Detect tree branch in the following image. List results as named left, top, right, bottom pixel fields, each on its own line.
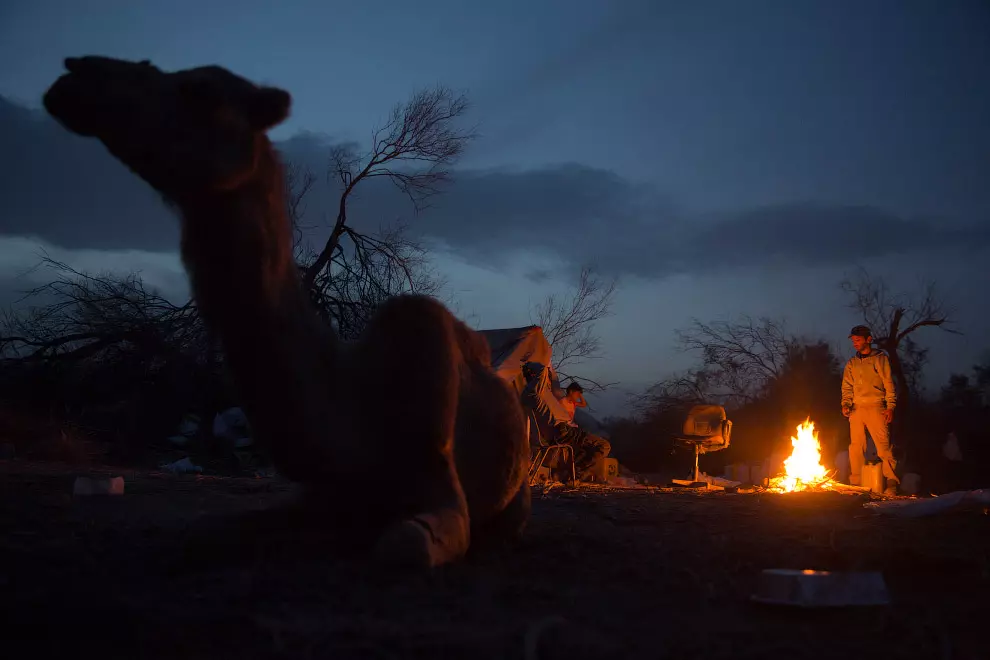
left=302, top=85, right=476, bottom=290
left=532, top=265, right=618, bottom=375
left=840, top=266, right=959, bottom=399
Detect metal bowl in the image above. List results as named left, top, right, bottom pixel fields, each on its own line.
left=751, top=569, right=890, bottom=607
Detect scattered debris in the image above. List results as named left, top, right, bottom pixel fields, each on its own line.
left=865, top=489, right=990, bottom=517
left=751, top=569, right=889, bottom=608
left=671, top=479, right=708, bottom=489
left=159, top=457, right=204, bottom=474
left=828, top=482, right=872, bottom=495
left=704, top=474, right=741, bottom=488
left=536, top=481, right=568, bottom=498
left=603, top=475, right=643, bottom=488
left=763, top=490, right=871, bottom=513
left=167, top=413, right=201, bottom=446
left=213, top=406, right=253, bottom=448
left=73, top=475, right=125, bottom=496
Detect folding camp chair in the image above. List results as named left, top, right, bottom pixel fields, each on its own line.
left=520, top=362, right=576, bottom=486
left=526, top=410, right=577, bottom=486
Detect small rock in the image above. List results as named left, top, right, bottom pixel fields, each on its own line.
left=73, top=476, right=125, bottom=496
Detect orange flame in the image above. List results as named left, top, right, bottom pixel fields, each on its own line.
left=769, top=418, right=832, bottom=493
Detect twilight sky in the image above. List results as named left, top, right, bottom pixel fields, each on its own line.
left=1, top=0, right=988, bottom=417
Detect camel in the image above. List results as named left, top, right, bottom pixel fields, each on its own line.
left=43, top=56, right=531, bottom=569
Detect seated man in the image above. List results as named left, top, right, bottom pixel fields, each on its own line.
left=521, top=363, right=612, bottom=482
left=554, top=382, right=610, bottom=482
left=556, top=421, right=611, bottom=482
left=557, top=382, right=587, bottom=427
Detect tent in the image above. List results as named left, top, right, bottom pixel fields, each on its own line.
left=478, top=325, right=573, bottom=429
left=479, top=325, right=609, bottom=437
left=481, top=326, right=614, bottom=484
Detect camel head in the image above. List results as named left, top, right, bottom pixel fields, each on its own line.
left=44, top=56, right=291, bottom=199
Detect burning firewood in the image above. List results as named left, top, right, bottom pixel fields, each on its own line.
left=767, top=419, right=839, bottom=493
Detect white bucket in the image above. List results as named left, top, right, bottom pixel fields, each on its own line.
left=726, top=463, right=750, bottom=483
left=862, top=462, right=884, bottom=494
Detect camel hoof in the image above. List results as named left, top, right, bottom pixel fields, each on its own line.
left=372, top=519, right=435, bottom=571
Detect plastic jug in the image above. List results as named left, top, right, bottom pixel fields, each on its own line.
left=749, top=464, right=767, bottom=487
left=862, top=461, right=884, bottom=494
left=593, top=457, right=619, bottom=481
left=603, top=458, right=619, bottom=479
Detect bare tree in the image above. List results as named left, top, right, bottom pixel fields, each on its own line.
left=670, top=315, right=796, bottom=404
left=301, top=223, right=447, bottom=340
left=0, top=256, right=203, bottom=365
left=302, top=85, right=476, bottom=290
left=840, top=266, right=959, bottom=401
left=283, top=158, right=448, bottom=338
left=284, top=160, right=317, bottom=257
left=634, top=368, right=715, bottom=415
left=0, top=257, right=218, bottom=440
left=0, top=150, right=447, bottom=367
left=531, top=266, right=617, bottom=389
left=0, top=94, right=465, bottom=446
left=975, top=351, right=990, bottom=392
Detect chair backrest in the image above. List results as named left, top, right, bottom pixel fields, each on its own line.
left=520, top=361, right=566, bottom=447
left=677, top=404, right=732, bottom=451
left=682, top=404, right=727, bottom=437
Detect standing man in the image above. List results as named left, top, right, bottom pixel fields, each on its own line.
left=841, top=325, right=899, bottom=495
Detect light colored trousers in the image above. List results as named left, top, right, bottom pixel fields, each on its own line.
left=848, top=405, right=897, bottom=485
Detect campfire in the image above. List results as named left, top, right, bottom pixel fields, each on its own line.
left=767, top=419, right=836, bottom=493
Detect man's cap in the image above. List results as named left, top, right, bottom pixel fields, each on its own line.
left=849, top=325, right=872, bottom=338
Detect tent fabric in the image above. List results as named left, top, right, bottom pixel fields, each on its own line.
left=479, top=326, right=553, bottom=395
left=478, top=326, right=572, bottom=428
left=519, top=361, right=564, bottom=445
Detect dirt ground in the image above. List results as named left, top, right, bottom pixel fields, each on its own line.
left=1, top=460, right=987, bottom=660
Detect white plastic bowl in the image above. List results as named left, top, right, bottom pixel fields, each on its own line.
left=751, top=569, right=890, bottom=607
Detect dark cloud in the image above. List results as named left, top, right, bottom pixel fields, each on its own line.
left=692, top=204, right=990, bottom=270
left=466, top=0, right=666, bottom=157
left=284, top=136, right=989, bottom=277
left=2, top=99, right=986, bottom=280
left=0, top=96, right=179, bottom=251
